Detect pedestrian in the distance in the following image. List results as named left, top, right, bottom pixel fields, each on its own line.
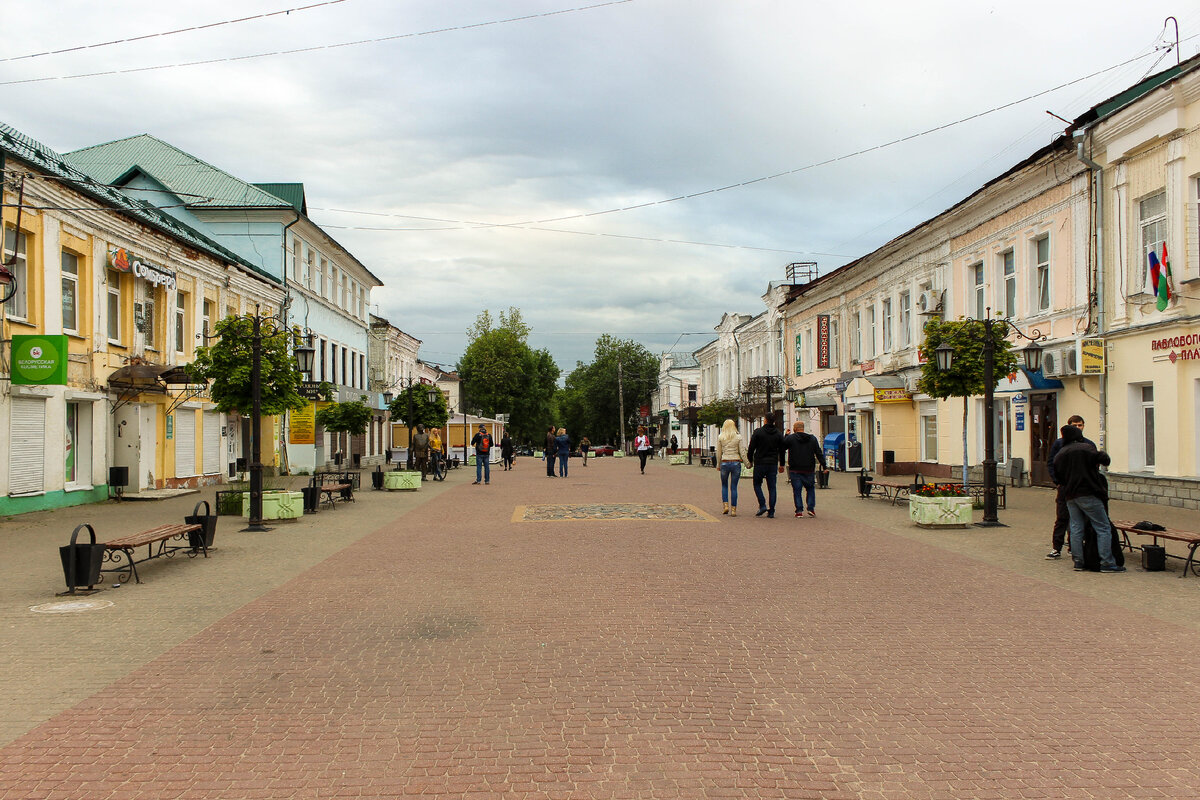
left=670, top=434, right=678, bottom=455
left=500, top=429, right=514, bottom=471
left=555, top=427, right=571, bottom=477
left=580, top=435, right=591, bottom=466
left=1053, top=423, right=1124, bottom=573
left=716, top=418, right=749, bottom=516
left=746, top=412, right=786, bottom=518
left=411, top=424, right=430, bottom=481
left=1045, top=414, right=1089, bottom=559
left=635, top=426, right=653, bottom=474
left=471, top=424, right=493, bottom=485
left=783, top=420, right=823, bottom=517
left=544, top=425, right=557, bottom=478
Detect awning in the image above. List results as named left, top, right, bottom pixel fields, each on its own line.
left=799, top=390, right=839, bottom=407
left=1023, top=367, right=1063, bottom=391
left=865, top=375, right=905, bottom=389
left=995, top=368, right=1063, bottom=393
left=107, top=363, right=171, bottom=390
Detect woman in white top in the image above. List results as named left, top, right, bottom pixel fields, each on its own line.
left=716, top=418, right=749, bottom=516
left=635, top=425, right=653, bottom=474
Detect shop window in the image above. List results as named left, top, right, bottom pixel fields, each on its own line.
left=65, top=401, right=93, bottom=488
left=107, top=269, right=123, bottom=343
left=3, top=227, right=29, bottom=320
left=1139, top=192, right=1166, bottom=294
left=1131, top=383, right=1155, bottom=469
left=62, top=251, right=80, bottom=334
left=921, top=407, right=938, bottom=462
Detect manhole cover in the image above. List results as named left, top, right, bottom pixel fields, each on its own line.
left=513, top=503, right=716, bottom=522
left=30, top=598, right=114, bottom=614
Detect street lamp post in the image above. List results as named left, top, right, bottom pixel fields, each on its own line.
left=934, top=312, right=1043, bottom=526
left=383, top=379, right=442, bottom=471
left=740, top=374, right=785, bottom=427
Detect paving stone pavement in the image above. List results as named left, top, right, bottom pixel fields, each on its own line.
left=2, top=456, right=1200, bottom=798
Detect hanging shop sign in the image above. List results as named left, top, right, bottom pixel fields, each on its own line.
left=1079, top=338, right=1106, bottom=375
left=108, top=246, right=177, bottom=290
left=11, top=334, right=69, bottom=385
left=816, top=315, right=830, bottom=369
left=872, top=387, right=912, bottom=403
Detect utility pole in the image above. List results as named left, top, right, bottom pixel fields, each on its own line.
left=617, top=357, right=627, bottom=452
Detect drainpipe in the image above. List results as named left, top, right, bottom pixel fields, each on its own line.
left=1075, top=131, right=1106, bottom=450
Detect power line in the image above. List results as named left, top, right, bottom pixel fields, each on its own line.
left=0, top=0, right=351, bottom=62
left=0, top=0, right=634, bottom=86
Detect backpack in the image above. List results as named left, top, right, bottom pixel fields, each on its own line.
left=479, top=435, right=490, bottom=452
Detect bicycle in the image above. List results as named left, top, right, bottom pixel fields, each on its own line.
left=429, top=451, right=447, bottom=481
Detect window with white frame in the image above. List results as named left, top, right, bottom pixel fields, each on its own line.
left=867, top=304, right=876, bottom=359
left=1001, top=250, right=1016, bottom=317
left=1139, top=192, right=1167, bottom=294
left=920, top=403, right=937, bottom=461
left=1132, top=383, right=1155, bottom=469
left=882, top=298, right=893, bottom=352
left=202, top=299, right=213, bottom=339
left=61, top=251, right=80, bottom=334
left=852, top=311, right=862, bottom=362
left=899, top=292, right=911, bottom=348
left=1034, top=235, right=1050, bottom=312
left=829, top=318, right=840, bottom=366
left=972, top=262, right=985, bottom=319
left=107, top=269, right=122, bottom=342
left=175, top=291, right=187, bottom=353
left=3, top=227, right=29, bottom=319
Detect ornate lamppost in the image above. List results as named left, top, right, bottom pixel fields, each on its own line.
left=383, top=378, right=440, bottom=470
left=934, top=313, right=1044, bottom=526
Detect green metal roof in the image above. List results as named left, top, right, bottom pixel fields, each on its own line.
left=253, top=183, right=307, bottom=214
left=0, top=123, right=279, bottom=284
left=63, top=134, right=292, bottom=209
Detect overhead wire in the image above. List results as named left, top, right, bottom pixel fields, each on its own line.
left=0, top=0, right=635, bottom=86
left=0, top=0, right=351, bottom=62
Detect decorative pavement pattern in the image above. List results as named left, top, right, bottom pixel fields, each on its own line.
left=512, top=502, right=716, bottom=522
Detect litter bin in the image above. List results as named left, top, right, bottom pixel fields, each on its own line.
left=823, top=433, right=845, bottom=471
left=59, top=523, right=105, bottom=593
left=184, top=500, right=218, bottom=551
left=371, top=467, right=385, bottom=490
left=301, top=486, right=321, bottom=513
left=817, top=469, right=830, bottom=489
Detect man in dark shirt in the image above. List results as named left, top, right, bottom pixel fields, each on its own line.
left=544, top=425, right=557, bottom=478
left=1045, top=415, right=1090, bottom=559
left=746, top=413, right=786, bottom=518
left=783, top=420, right=824, bottom=518
left=1053, top=424, right=1123, bottom=573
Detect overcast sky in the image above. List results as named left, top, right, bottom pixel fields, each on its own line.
left=5, top=1, right=1197, bottom=374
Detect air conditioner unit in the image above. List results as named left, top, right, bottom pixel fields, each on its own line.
left=1042, top=347, right=1078, bottom=378
left=917, top=289, right=943, bottom=316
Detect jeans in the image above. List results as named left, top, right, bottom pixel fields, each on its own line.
left=789, top=471, right=816, bottom=512
left=476, top=453, right=491, bottom=483
left=720, top=462, right=742, bottom=507
left=1066, top=494, right=1116, bottom=569
left=752, top=465, right=777, bottom=512
left=558, top=452, right=569, bottom=477
left=638, top=450, right=650, bottom=472
left=1052, top=485, right=1069, bottom=550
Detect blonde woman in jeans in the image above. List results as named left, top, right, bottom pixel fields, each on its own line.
left=716, top=419, right=749, bottom=516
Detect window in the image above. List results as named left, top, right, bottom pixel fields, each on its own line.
left=1139, top=192, right=1167, bottom=293
left=1034, top=236, right=1050, bottom=312
left=142, top=286, right=158, bottom=350
left=829, top=318, right=840, bottom=366
left=852, top=311, right=862, bottom=362
left=867, top=305, right=876, bottom=359
left=882, top=298, right=893, bottom=352
left=687, top=384, right=697, bottom=403
left=202, top=299, right=213, bottom=339
left=360, top=354, right=366, bottom=389
left=921, top=405, right=938, bottom=461
left=174, top=291, right=187, bottom=353
left=972, top=262, right=985, bottom=319
left=107, top=269, right=122, bottom=342
left=898, top=292, right=911, bottom=348
left=1001, top=250, right=1016, bottom=317
left=61, top=251, right=80, bottom=333
left=1136, top=384, right=1155, bottom=468
left=3, top=227, right=29, bottom=319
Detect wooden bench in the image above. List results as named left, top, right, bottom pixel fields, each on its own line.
left=103, top=523, right=203, bottom=584
left=1112, top=520, right=1200, bottom=578
left=319, top=483, right=353, bottom=509
left=863, top=480, right=914, bottom=505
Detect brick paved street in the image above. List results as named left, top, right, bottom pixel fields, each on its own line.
left=3, top=456, right=1200, bottom=798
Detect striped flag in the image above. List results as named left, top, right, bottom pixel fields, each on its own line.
left=1148, top=243, right=1174, bottom=312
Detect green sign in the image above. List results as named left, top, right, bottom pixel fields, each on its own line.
left=11, top=334, right=69, bottom=385
left=166, top=414, right=174, bottom=440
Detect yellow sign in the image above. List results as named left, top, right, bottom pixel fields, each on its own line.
left=290, top=403, right=316, bottom=444
left=873, top=388, right=912, bottom=403
left=1079, top=338, right=1105, bottom=375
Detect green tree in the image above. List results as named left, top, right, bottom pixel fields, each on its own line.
left=917, top=317, right=1019, bottom=487
left=560, top=335, right=658, bottom=447
left=387, top=384, right=449, bottom=430
left=457, top=308, right=559, bottom=443
left=315, top=397, right=374, bottom=436
left=698, top=395, right=739, bottom=429
left=189, top=315, right=307, bottom=416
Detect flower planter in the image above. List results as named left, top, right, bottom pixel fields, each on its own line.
left=384, top=471, right=422, bottom=491
left=242, top=491, right=304, bottom=520
left=909, top=495, right=973, bottom=528
left=669, top=454, right=688, bottom=465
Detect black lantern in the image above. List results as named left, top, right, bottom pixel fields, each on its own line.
left=293, top=333, right=315, bottom=377
left=426, top=387, right=440, bottom=404
left=383, top=390, right=394, bottom=405
left=1021, top=341, right=1043, bottom=372
left=934, top=343, right=955, bottom=372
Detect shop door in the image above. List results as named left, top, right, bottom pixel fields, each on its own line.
left=1029, top=393, right=1057, bottom=487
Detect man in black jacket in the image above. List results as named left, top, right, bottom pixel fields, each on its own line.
left=746, top=412, right=786, bottom=518
left=783, top=420, right=824, bottom=518
left=544, top=426, right=557, bottom=478
left=1053, top=424, right=1123, bottom=573
left=1045, top=414, right=1089, bottom=559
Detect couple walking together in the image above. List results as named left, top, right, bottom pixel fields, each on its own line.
left=717, top=416, right=824, bottom=518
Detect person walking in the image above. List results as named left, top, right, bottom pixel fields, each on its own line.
left=428, top=427, right=444, bottom=476
left=544, top=425, right=557, bottom=478
left=500, top=429, right=514, bottom=471
left=411, top=424, right=430, bottom=481
left=555, top=427, right=571, bottom=477
left=716, top=419, right=749, bottom=516
left=670, top=434, right=678, bottom=455
left=746, top=413, right=786, bottom=518
left=783, top=420, right=824, bottom=517
left=580, top=435, right=591, bottom=466
left=1045, top=415, right=1090, bottom=559
left=635, top=426, right=653, bottom=474
left=471, top=424, right=493, bottom=485
left=1053, top=423, right=1124, bottom=573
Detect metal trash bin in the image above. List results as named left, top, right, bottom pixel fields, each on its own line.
left=1142, top=545, right=1167, bottom=572
left=60, top=523, right=105, bottom=593
left=184, top=500, right=218, bottom=551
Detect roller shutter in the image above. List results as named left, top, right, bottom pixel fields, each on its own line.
left=174, top=411, right=196, bottom=478
left=10, top=397, right=46, bottom=494
left=203, top=411, right=221, bottom=474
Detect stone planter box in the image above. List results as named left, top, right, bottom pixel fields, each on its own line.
left=242, top=490, right=304, bottom=520
left=614, top=451, right=625, bottom=458
left=909, top=495, right=973, bottom=528
left=669, top=454, right=688, bottom=465
left=384, top=471, right=422, bottom=491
